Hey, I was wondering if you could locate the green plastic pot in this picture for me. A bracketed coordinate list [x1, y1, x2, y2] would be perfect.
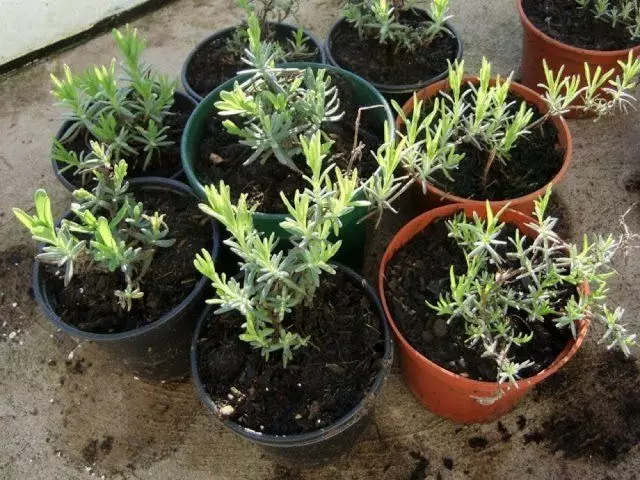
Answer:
[181, 62, 393, 269]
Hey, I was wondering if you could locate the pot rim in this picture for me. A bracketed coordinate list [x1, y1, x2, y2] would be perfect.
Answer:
[51, 91, 196, 192]
[396, 75, 574, 208]
[180, 21, 328, 102]
[32, 177, 221, 342]
[190, 262, 393, 447]
[180, 60, 394, 222]
[516, 0, 640, 56]
[378, 202, 589, 391]
[324, 7, 464, 93]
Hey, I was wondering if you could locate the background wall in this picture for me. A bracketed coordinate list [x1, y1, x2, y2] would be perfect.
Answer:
[0, 0, 148, 65]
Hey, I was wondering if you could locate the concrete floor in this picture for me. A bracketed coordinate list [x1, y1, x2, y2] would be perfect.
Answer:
[1, 0, 640, 478]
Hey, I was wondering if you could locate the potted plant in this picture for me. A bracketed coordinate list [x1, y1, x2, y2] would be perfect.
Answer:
[325, 0, 463, 104]
[517, 0, 640, 116]
[190, 131, 411, 465]
[51, 26, 196, 191]
[396, 56, 640, 214]
[14, 143, 220, 380]
[379, 190, 637, 423]
[181, 0, 325, 102]
[182, 16, 397, 268]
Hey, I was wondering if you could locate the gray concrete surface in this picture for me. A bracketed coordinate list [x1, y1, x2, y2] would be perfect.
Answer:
[1, 0, 640, 478]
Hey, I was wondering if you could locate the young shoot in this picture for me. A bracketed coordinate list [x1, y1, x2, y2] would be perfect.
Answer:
[215, 14, 344, 172]
[428, 188, 637, 386]
[399, 55, 640, 193]
[574, 0, 640, 41]
[14, 143, 175, 311]
[50, 26, 178, 178]
[343, 0, 453, 52]
[226, 0, 312, 60]
[195, 128, 413, 365]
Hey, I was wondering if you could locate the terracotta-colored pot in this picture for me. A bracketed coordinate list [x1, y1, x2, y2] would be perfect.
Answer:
[396, 76, 573, 215]
[378, 203, 589, 423]
[517, 0, 640, 118]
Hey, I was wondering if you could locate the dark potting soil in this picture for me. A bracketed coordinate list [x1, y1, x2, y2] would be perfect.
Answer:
[43, 189, 213, 334]
[58, 94, 195, 189]
[522, 0, 640, 51]
[426, 89, 565, 201]
[384, 219, 573, 382]
[195, 76, 383, 213]
[330, 9, 459, 86]
[195, 269, 386, 435]
[185, 24, 322, 99]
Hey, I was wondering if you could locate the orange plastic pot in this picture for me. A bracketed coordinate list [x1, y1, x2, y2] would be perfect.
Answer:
[517, 0, 640, 118]
[396, 76, 573, 215]
[378, 203, 589, 423]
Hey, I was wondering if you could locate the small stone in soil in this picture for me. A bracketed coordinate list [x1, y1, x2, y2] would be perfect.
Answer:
[433, 318, 448, 338]
[220, 405, 235, 416]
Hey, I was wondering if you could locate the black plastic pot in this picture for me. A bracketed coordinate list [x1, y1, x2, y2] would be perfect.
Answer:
[325, 8, 463, 106]
[52, 92, 197, 192]
[33, 177, 220, 381]
[191, 263, 393, 467]
[181, 22, 327, 102]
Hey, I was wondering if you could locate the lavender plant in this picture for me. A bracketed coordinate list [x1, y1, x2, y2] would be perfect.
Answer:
[399, 55, 640, 192]
[194, 127, 416, 366]
[226, 0, 312, 60]
[574, 0, 640, 40]
[428, 189, 637, 385]
[343, 0, 453, 52]
[215, 14, 344, 171]
[14, 143, 175, 310]
[51, 26, 177, 177]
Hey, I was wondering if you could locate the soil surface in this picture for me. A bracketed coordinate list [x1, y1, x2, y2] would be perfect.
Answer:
[522, 0, 640, 51]
[426, 89, 565, 201]
[195, 268, 387, 435]
[185, 24, 322, 99]
[329, 9, 459, 86]
[384, 219, 573, 382]
[195, 76, 383, 213]
[57, 93, 195, 189]
[42, 188, 213, 333]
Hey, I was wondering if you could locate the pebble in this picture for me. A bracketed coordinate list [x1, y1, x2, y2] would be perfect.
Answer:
[220, 405, 235, 416]
[422, 330, 434, 343]
[11, 302, 17, 308]
[433, 318, 448, 338]
[8, 331, 16, 339]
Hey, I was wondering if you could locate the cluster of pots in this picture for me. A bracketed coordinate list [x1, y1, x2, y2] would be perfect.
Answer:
[36, 0, 639, 467]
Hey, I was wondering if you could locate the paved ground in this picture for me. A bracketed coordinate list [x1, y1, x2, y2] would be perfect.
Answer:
[1, 0, 640, 478]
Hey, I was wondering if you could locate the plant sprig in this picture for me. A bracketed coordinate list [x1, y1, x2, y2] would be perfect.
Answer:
[428, 188, 637, 385]
[195, 122, 420, 365]
[574, 0, 640, 41]
[400, 55, 640, 194]
[215, 14, 344, 172]
[50, 26, 177, 179]
[343, 0, 453, 53]
[15, 142, 175, 310]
